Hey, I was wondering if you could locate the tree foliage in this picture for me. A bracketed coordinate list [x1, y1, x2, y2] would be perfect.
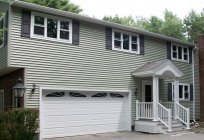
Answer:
[103, 9, 204, 42]
[103, 10, 185, 40]
[21, 0, 82, 14]
[184, 9, 204, 42]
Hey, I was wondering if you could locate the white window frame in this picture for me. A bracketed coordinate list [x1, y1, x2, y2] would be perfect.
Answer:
[171, 43, 189, 63]
[112, 29, 140, 54]
[0, 14, 5, 49]
[31, 12, 72, 43]
[172, 83, 190, 101]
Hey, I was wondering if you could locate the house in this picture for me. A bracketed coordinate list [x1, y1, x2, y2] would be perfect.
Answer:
[0, 0, 200, 139]
[197, 35, 204, 123]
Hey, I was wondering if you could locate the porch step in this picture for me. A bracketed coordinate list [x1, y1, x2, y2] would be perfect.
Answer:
[135, 119, 191, 134]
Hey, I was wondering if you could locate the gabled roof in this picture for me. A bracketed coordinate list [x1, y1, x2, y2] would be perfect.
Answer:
[11, 0, 195, 47]
[132, 59, 183, 78]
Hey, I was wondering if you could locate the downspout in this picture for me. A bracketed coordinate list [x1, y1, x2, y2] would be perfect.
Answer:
[192, 46, 198, 121]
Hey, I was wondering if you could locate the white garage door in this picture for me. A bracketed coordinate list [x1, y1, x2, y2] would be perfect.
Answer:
[40, 90, 130, 139]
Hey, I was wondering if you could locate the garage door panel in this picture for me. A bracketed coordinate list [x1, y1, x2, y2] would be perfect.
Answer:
[41, 91, 130, 139]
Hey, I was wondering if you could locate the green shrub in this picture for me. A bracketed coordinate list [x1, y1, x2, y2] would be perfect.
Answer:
[0, 109, 39, 140]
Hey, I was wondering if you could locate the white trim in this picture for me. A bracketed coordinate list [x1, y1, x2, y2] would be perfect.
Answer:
[171, 43, 189, 63]
[112, 29, 140, 54]
[0, 90, 4, 111]
[39, 86, 132, 139]
[142, 80, 152, 102]
[30, 12, 72, 44]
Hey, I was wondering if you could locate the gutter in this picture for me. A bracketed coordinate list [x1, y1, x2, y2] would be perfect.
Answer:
[12, 0, 195, 47]
[192, 46, 198, 121]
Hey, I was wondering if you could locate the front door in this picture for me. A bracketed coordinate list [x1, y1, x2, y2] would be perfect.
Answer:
[142, 81, 152, 102]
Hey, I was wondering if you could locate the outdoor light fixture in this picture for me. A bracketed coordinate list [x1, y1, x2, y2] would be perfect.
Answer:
[134, 88, 138, 95]
[32, 83, 36, 93]
[13, 78, 26, 98]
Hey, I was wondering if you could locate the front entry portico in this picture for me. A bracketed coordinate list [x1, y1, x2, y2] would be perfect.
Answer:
[132, 59, 190, 132]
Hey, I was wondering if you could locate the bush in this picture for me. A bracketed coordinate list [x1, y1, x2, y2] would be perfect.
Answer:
[0, 109, 39, 140]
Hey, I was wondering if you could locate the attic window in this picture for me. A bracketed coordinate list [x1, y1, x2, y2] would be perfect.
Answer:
[31, 12, 72, 43]
[46, 92, 65, 97]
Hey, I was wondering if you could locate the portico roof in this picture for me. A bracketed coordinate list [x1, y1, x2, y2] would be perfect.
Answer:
[132, 59, 183, 78]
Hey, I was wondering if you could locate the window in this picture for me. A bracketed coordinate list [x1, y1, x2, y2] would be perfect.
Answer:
[31, 12, 72, 43]
[46, 92, 65, 97]
[171, 44, 189, 62]
[69, 92, 87, 97]
[172, 83, 190, 100]
[110, 93, 124, 98]
[0, 90, 4, 111]
[112, 30, 139, 54]
[92, 93, 107, 97]
[0, 15, 5, 48]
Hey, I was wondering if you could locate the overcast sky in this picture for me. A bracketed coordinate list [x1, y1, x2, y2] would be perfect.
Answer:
[73, 0, 204, 20]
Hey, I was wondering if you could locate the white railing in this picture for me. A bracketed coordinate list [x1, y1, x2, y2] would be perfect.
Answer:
[158, 103, 172, 131]
[161, 102, 174, 117]
[175, 102, 190, 129]
[136, 100, 153, 120]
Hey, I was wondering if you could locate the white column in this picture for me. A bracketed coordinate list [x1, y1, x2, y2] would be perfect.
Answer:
[174, 78, 179, 119]
[153, 75, 159, 121]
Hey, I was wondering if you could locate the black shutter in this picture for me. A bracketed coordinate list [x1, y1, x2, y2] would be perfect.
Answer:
[3, 10, 8, 47]
[72, 20, 80, 45]
[189, 47, 193, 64]
[21, 10, 31, 37]
[167, 41, 171, 60]
[139, 35, 144, 55]
[168, 83, 173, 101]
[105, 27, 112, 50]
[190, 84, 193, 101]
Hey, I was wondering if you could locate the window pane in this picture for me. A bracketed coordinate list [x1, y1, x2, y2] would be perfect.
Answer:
[47, 18, 57, 38]
[184, 48, 187, 53]
[114, 40, 121, 49]
[132, 36, 137, 43]
[184, 86, 188, 92]
[173, 52, 177, 58]
[34, 16, 44, 25]
[34, 26, 44, 35]
[179, 85, 183, 98]
[184, 54, 188, 60]
[173, 45, 177, 51]
[0, 19, 3, 46]
[178, 47, 182, 59]
[132, 44, 138, 51]
[184, 92, 189, 99]
[114, 32, 121, 40]
[123, 34, 129, 50]
[60, 21, 69, 30]
[60, 31, 69, 40]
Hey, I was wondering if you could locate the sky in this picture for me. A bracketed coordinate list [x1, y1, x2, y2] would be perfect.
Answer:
[73, 0, 204, 20]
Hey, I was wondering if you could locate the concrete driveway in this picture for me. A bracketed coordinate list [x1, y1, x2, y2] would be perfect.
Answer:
[46, 131, 204, 140]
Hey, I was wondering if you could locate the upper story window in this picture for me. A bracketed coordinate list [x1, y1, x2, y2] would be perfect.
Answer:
[0, 15, 5, 48]
[112, 30, 140, 54]
[172, 83, 190, 101]
[31, 12, 72, 43]
[171, 44, 189, 62]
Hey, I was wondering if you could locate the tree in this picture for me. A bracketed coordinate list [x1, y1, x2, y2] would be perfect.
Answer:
[184, 9, 204, 42]
[103, 10, 186, 40]
[103, 15, 137, 27]
[160, 10, 185, 40]
[21, 0, 82, 14]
